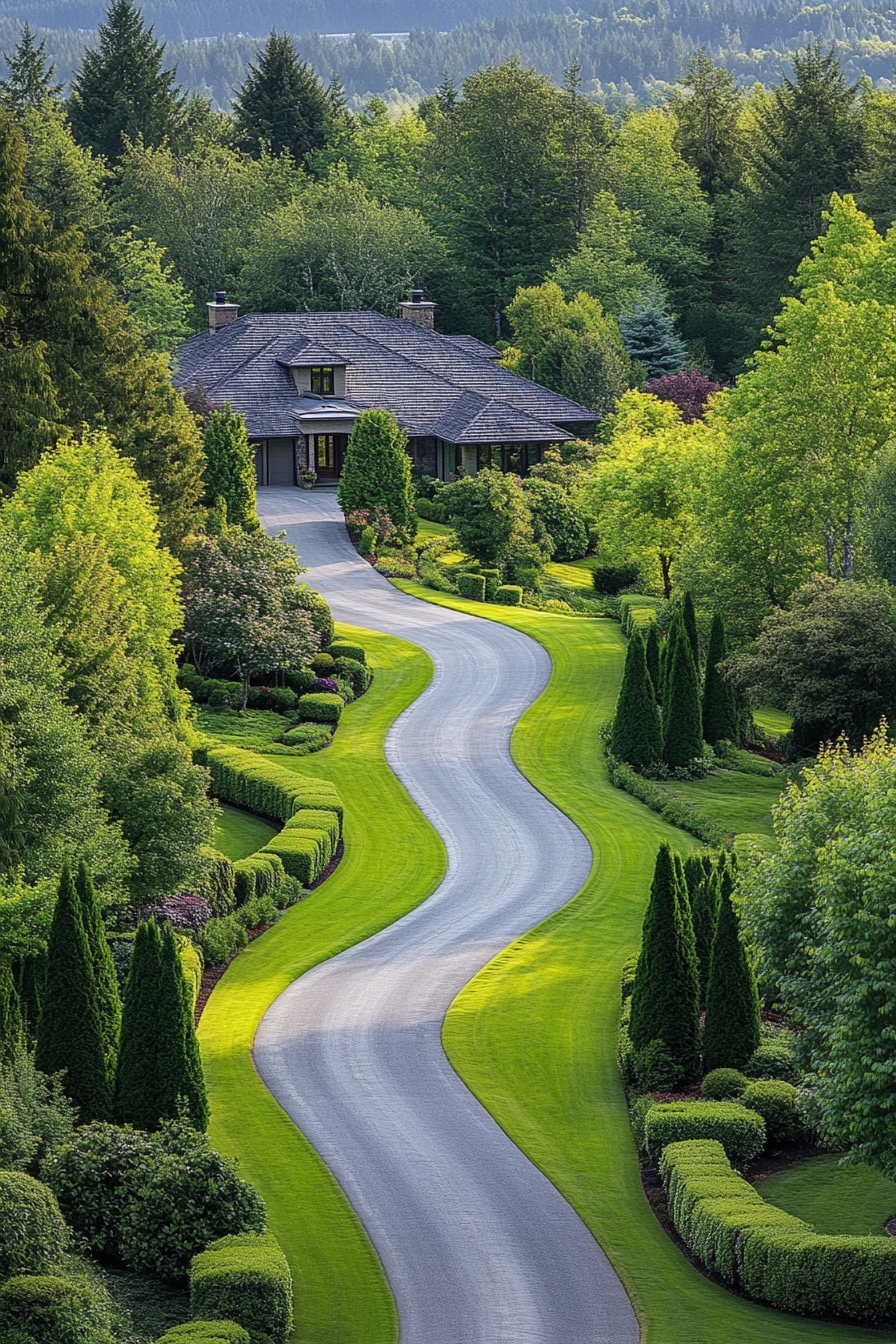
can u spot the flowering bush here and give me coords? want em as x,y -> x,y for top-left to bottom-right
312,677 -> 339,695
146,895 -> 211,934
345,508 -> 396,546
645,369 -> 721,422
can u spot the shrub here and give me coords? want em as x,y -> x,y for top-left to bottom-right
645,1101 -> 765,1164
333,656 -> 371,698
741,1080 -> 804,1147
701,1069 -> 749,1100
741,1227 -> 896,1324
635,1039 -> 680,1091
479,568 -> 501,599
200,848 -> 236,916
630,1096 -> 656,1151
744,1042 -> 800,1084
358,525 -> 376,555
202,747 -> 343,827
592,563 -> 639,595
326,642 -> 366,665
158,1325 -> 250,1344
233,855 -> 284,907
296,693 -> 343,724
310,653 -> 335,674
233,895 -> 278,930
495,585 -> 522,606
42,1122 -> 144,1258
414,496 -> 446,523
0,1274 -> 115,1344
285,807 -> 340,851
190,1233 -> 292,1344
277,723 -> 331,750
620,953 -> 639,1002
195,916 -> 246,968
0,1171 -> 68,1277
260,830 -> 331,886
457,573 -> 486,601
245,687 -> 296,713
374,555 -> 416,578
284,668 -> 317,696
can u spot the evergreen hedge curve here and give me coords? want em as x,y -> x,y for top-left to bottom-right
201,745 -> 343,826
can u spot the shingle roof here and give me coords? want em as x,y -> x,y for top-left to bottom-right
173,310 -> 594,444
442,334 -> 502,360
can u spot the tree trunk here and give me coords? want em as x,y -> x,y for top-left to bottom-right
842,512 -> 855,579
659,553 -> 673,601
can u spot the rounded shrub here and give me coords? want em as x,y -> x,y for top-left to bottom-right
741,1080 -> 804,1147
0,1171 -> 68,1277
644,1100 -> 766,1165
333,657 -> 371,698
310,653 -> 335,674
158,1325 -> 251,1344
284,669 -> 317,696
744,1041 -> 800,1084
233,895 -> 278,931
495,585 -> 522,606
245,687 -> 296,713
190,1233 -> 292,1344
457,572 -> 486,601
701,1068 -> 749,1100
0,1275 -> 114,1344
326,642 -> 365,665
296,693 -> 343,724
42,1123 -> 147,1259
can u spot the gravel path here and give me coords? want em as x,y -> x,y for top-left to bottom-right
254,486 -> 638,1344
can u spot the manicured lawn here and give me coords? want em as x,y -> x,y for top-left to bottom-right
759,1157 -> 896,1238
198,624 -> 445,1344
545,557 -> 599,588
755,705 -> 794,736
214,802 -> 277,860
197,706 -> 288,749
662,769 -> 787,838
393,581 -> 891,1344
416,517 -> 452,541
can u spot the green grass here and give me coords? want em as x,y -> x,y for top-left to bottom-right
416,517 -> 452,540
758,1157 -> 896,1238
662,769 -> 787,838
545,558 -> 599,589
102,1266 -> 189,1344
755,705 -> 794,736
197,706 -> 288,749
198,624 -> 445,1344
392,580 -> 893,1344
214,802 -> 277,860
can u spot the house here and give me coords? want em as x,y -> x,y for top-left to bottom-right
173,292 -> 596,486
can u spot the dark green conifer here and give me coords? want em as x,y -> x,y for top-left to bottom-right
75,862 -> 121,1084
629,843 -> 701,1085
234,32 -> 329,162
202,404 -> 258,530
156,923 -> 208,1131
660,607 -> 682,700
35,863 -> 111,1121
609,630 -> 663,770
702,612 -> 740,747
662,625 -> 705,769
14,953 -> 44,1044
702,865 -> 761,1071
0,24 -> 62,109
115,919 -> 162,1128
682,591 -> 700,671
0,960 -> 23,1058
644,620 -> 661,699
691,866 -> 722,1007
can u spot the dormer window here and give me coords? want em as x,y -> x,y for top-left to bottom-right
311,366 -> 334,395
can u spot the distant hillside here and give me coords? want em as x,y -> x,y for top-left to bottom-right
2,0 -> 896,107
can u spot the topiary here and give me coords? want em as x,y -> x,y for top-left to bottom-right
190,1233 -> 292,1344
741,1080 -> 804,1147
158,1324 -> 251,1344
644,1100 -> 766,1165
309,653 -> 335,675
744,1041 -> 800,1084
0,1273 -> 115,1344
701,1068 -> 749,1100
495,585 -> 522,605
703,865 -> 761,1072
0,1170 -> 68,1277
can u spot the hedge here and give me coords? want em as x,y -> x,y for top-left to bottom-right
645,1101 -> 765,1165
157,1324 -> 250,1344
745,1041 -> 799,1084
283,807 -> 340,850
0,1274 -> 114,1344
296,693 -> 343,724
326,641 -> 366,665
190,1233 -> 293,1344
606,751 -> 727,847
457,572 -> 486,602
495,585 -> 522,606
277,724 -> 331,751
201,747 -> 343,827
196,915 -> 247,968
333,656 -> 371,697
480,568 -> 501,599
178,935 -> 204,1009
259,830 -> 332,886
0,1171 -> 68,1278
201,847 -> 236,916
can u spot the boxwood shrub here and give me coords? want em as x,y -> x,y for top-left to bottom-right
232,855 -> 284,907
741,1227 -> 896,1325
457,573 -> 486,601
701,1069 -> 749,1100
310,653 -> 335,674
645,1101 -> 765,1165
190,1233 -> 292,1344
277,724 -> 331,751
326,642 -> 366,665
158,1324 -> 250,1344
495,585 -> 522,606
334,656 -> 371,697
233,894 -> 278,931
0,1171 -> 68,1278
744,1041 -> 800,1084
741,1080 -> 804,1147
260,827 -> 332,885
284,808 -> 340,853
202,747 -> 343,827
0,1274 -> 115,1344
296,693 -> 343,724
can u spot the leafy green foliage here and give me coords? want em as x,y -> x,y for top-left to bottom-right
741,1079 -> 804,1146
703,864 -> 761,1072
610,631 -> 663,771
202,405 -> 258,530
440,467 -> 538,571
700,1068 -> 748,1099
337,410 -> 416,545
521,478 -> 589,561
190,1232 -> 293,1344
0,1272 -> 117,1344
745,1041 -> 799,1084
0,1170 -> 68,1276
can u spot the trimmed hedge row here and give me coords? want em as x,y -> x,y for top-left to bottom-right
158,1325 -> 250,1344
232,853 -> 285,907
618,593 -> 662,638
201,747 -> 343,827
457,572 -> 486,602
326,641 -> 366,665
645,1101 -> 766,1165
0,1274 -> 114,1344
190,1233 -> 293,1344
606,751 -> 727,847
495,585 -> 522,606
660,1140 -> 896,1325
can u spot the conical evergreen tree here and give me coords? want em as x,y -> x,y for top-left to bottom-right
702,612 -> 740,747
682,591 -> 700,671
662,626 -> 704,769
618,292 -> 687,379
115,920 -> 162,1128
0,24 -> 62,109
609,630 -> 663,770
0,959 -> 23,1058
156,923 -> 208,1131
644,620 -> 661,699
691,867 -> 722,1008
35,863 -> 111,1121
702,865 -> 761,1071
202,404 -> 258,530
660,607 -> 683,701
234,32 -> 329,162
14,953 -> 44,1044
629,844 -> 701,1085
68,0 -> 183,160
682,853 -> 704,910
75,862 -> 121,1084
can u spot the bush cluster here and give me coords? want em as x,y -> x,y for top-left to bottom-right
326,641 -> 366,665
333,657 -> 371,698
700,1068 -> 748,1100
0,1272 -> 116,1344
644,1101 -> 766,1165
158,1325 -> 250,1344
0,1170 -> 69,1279
179,669 -> 298,714
195,916 -> 247,968
190,1232 -> 293,1344
745,1041 -> 800,1084
741,1080 -> 804,1147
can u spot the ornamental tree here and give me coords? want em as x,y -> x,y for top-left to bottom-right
645,369 -> 721,423
610,631 -> 662,771
338,409 -> 416,544
702,612 -> 740,747
440,468 -> 538,570
703,864 -> 761,1071
662,610 -> 705,768
202,404 -> 258,530
618,292 -> 687,379
75,863 -> 121,1084
114,919 -> 161,1128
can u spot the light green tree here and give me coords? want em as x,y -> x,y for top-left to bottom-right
202,404 -> 258,529
549,192 -> 657,316
338,409 -> 417,543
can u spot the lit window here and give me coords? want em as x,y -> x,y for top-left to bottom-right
311,366 -> 334,395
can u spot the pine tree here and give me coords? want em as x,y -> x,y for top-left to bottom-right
644,620 -> 661,699
691,865 -> 722,1007
35,863 -> 111,1122
610,630 -> 663,770
0,25 -> 62,109
662,619 -> 705,768
702,864 -> 761,1071
156,922 -> 208,1130
618,292 -> 687,379
202,404 -> 258,530
115,919 -> 162,1128
0,960 -> 22,1058
702,612 -> 740,747
68,0 -> 183,161
337,409 -> 417,543
234,32 -> 329,163
75,862 -> 121,1084
629,843 -> 701,1085
682,591 -> 700,671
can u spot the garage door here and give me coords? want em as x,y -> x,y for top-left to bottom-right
267,440 -> 295,486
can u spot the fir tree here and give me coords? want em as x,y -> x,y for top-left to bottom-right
0,959 -> 22,1058
157,922 -> 208,1130
682,591 -> 700,671
234,32 -> 329,163
115,919 -> 162,1128
691,865 -> 721,1007
202,404 -> 258,530
629,843 -> 701,1085
35,863 -> 111,1122
68,0 -> 183,161
338,409 -> 417,543
0,25 -> 62,109
645,620 -> 661,699
610,630 -> 662,770
75,862 -> 121,1084
702,864 -> 761,1071
618,292 -> 687,379
662,619 -> 704,769
702,612 -> 740,747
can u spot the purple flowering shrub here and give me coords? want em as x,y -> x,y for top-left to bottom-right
313,676 -> 340,694
146,894 -> 211,933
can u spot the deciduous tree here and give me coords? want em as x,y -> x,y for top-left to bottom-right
202,404 -> 258,530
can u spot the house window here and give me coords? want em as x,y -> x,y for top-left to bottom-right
311,366 -> 334,395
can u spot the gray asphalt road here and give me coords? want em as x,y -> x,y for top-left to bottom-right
254,486 -> 638,1344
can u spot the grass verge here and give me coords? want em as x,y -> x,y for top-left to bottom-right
214,802 -> 277,860
758,1157 -> 896,1238
198,623 -> 445,1344
392,580 -> 892,1344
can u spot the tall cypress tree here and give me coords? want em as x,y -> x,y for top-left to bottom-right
702,612 -> 739,747
660,607 -> 683,701
75,862 -> 121,1085
68,0 -> 183,161
662,626 -> 704,769
202,405 -> 258,531
702,865 -> 761,1071
156,923 -> 207,1130
35,863 -> 111,1122
234,32 -> 329,163
682,591 -> 700,672
644,620 -> 661,699
0,960 -> 22,1058
629,843 -> 701,1085
691,866 -> 722,1008
609,630 -> 663,770
115,920 -> 162,1129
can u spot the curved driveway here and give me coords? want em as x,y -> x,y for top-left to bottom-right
254,486 -> 638,1344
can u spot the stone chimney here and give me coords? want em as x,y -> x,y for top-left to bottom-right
398,289 -> 436,331
207,290 -> 240,334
